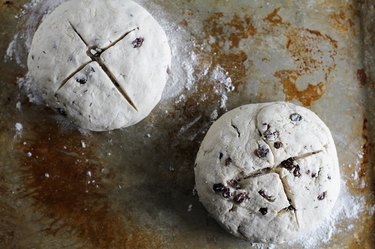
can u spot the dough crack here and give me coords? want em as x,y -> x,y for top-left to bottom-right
93,58 -> 138,111
68,21 -> 90,46
260,136 -> 276,163
101,27 -> 139,51
238,149 -> 324,187
293,149 -> 324,160
242,167 -> 274,180
231,122 -> 241,137
255,113 -> 276,160
275,170 -> 300,228
57,21 -> 139,111
236,223 -> 248,239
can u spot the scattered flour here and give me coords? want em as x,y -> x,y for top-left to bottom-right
16,73 -> 43,104
86,171 -> 92,178
16,101 -> 22,111
210,65 -> 235,92
187,204 -> 193,212
5,36 -> 21,65
210,65 -> 235,109
14,123 -> 23,138
15,123 -> 23,134
168,165 -> 175,172
137,0 -> 202,99
210,109 -> 219,120
347,224 -> 355,230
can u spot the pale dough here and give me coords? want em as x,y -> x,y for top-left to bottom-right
194,102 -> 340,243
28,0 -> 171,131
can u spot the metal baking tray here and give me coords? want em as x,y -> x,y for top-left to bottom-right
0,0 -> 374,248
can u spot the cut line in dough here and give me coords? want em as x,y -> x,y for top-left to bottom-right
57,61 -> 92,91
63,21 -> 139,111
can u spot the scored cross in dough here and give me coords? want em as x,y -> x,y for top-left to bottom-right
28,0 -> 171,131
194,102 -> 340,243
57,22 -> 139,111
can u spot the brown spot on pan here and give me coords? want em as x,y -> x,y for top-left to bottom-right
210,50 -> 248,91
227,15 -> 257,48
263,7 -> 284,25
201,13 -> 253,88
330,9 -> 354,33
204,12 -> 256,49
275,28 -> 337,106
17,119 -> 165,248
274,70 -> 325,107
180,19 -> 188,27
286,29 -> 337,75
357,69 -> 368,86
305,29 -> 338,49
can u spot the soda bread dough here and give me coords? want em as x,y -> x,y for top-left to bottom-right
194,102 -> 340,243
28,0 -> 171,131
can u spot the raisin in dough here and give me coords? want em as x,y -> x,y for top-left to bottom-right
27,0 -> 171,131
194,102 -> 340,243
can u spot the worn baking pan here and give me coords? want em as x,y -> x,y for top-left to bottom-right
0,0 -> 374,248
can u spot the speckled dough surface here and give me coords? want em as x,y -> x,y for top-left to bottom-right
27,0 -> 171,131
194,102 -> 340,243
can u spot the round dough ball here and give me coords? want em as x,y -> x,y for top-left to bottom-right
28,0 -> 171,131
194,102 -> 340,243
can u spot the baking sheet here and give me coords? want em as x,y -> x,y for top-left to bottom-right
0,0 -> 374,248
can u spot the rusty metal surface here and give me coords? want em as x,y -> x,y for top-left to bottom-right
0,0 -> 374,248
